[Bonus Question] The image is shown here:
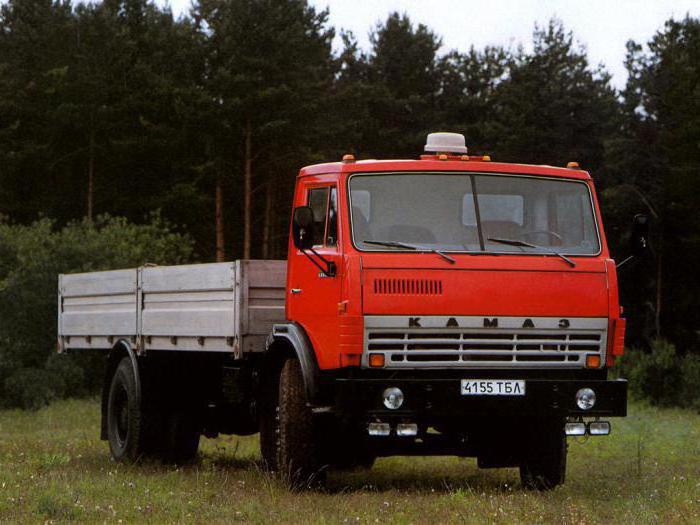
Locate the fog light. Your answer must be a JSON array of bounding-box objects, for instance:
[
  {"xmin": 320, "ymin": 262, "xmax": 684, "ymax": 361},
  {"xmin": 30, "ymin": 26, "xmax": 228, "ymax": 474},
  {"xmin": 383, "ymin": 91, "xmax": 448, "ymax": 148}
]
[
  {"xmin": 588, "ymin": 421, "xmax": 611, "ymax": 435},
  {"xmin": 565, "ymin": 422, "xmax": 586, "ymax": 436},
  {"xmin": 575, "ymin": 388, "xmax": 596, "ymax": 410},
  {"xmin": 368, "ymin": 422, "xmax": 391, "ymax": 436},
  {"xmin": 382, "ymin": 387, "xmax": 404, "ymax": 410},
  {"xmin": 396, "ymin": 423, "xmax": 418, "ymax": 436}
]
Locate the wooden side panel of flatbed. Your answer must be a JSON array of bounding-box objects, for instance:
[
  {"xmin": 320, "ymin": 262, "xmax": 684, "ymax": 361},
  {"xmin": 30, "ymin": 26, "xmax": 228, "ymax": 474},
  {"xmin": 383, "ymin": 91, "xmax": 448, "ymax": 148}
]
[
  {"xmin": 58, "ymin": 260, "xmax": 286, "ymax": 355},
  {"xmin": 58, "ymin": 269, "xmax": 138, "ymax": 350}
]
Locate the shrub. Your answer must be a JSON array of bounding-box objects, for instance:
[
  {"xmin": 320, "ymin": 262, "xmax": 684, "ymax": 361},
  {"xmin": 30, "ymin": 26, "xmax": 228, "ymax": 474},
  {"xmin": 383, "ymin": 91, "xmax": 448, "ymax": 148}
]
[
  {"xmin": 614, "ymin": 338, "xmax": 700, "ymax": 410},
  {"xmin": 4, "ymin": 368, "xmax": 62, "ymax": 410},
  {"xmin": 0, "ymin": 214, "xmax": 194, "ymax": 409}
]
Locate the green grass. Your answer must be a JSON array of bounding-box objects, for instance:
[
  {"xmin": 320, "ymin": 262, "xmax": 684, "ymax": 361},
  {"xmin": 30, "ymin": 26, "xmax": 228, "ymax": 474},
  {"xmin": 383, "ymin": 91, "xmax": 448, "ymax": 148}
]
[{"xmin": 0, "ymin": 400, "xmax": 698, "ymax": 524}]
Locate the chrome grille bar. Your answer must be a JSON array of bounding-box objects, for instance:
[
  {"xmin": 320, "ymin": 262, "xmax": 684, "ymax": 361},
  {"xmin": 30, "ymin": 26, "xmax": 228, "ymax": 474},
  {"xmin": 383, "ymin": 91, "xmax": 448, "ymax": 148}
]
[{"xmin": 362, "ymin": 316, "xmax": 608, "ymax": 369}]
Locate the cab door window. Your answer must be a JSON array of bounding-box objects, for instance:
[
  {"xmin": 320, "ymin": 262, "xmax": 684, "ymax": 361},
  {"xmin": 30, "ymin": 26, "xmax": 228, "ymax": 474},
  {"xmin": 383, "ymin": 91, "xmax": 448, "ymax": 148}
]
[
  {"xmin": 326, "ymin": 188, "xmax": 338, "ymax": 247},
  {"xmin": 307, "ymin": 186, "xmax": 338, "ymax": 248}
]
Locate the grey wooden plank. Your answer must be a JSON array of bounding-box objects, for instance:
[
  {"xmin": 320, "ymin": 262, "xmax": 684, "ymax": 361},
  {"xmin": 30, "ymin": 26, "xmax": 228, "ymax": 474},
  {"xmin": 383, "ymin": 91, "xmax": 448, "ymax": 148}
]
[
  {"xmin": 142, "ymin": 263, "xmax": 235, "ymax": 292},
  {"xmin": 60, "ymin": 269, "xmax": 137, "ymax": 297}
]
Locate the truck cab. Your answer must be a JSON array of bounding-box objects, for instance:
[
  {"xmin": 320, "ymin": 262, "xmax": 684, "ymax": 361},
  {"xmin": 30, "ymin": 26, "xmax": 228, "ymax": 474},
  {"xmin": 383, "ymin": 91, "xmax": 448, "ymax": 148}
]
[{"xmin": 276, "ymin": 132, "xmax": 627, "ymax": 487}]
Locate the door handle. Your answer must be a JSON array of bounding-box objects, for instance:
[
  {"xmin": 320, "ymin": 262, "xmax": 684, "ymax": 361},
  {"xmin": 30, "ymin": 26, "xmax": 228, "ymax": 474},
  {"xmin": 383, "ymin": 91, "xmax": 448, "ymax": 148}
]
[{"xmin": 290, "ymin": 288, "xmax": 302, "ymax": 294}]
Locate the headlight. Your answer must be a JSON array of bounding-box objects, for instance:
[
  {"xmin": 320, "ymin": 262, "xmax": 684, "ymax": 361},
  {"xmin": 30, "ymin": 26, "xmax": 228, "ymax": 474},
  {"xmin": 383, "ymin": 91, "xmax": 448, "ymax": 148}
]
[
  {"xmin": 575, "ymin": 388, "xmax": 596, "ymax": 410},
  {"xmin": 382, "ymin": 387, "xmax": 404, "ymax": 410}
]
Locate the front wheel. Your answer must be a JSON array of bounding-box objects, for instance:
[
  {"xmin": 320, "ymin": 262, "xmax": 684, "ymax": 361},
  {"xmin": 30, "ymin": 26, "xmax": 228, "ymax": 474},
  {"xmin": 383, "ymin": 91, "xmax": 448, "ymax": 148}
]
[
  {"xmin": 276, "ymin": 358, "xmax": 323, "ymax": 485},
  {"xmin": 520, "ymin": 420, "xmax": 567, "ymax": 490}
]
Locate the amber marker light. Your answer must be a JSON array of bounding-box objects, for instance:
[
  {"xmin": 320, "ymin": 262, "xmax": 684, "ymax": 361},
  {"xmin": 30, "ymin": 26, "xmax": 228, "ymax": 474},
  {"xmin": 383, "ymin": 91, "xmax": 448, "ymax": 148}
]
[
  {"xmin": 369, "ymin": 353, "xmax": 385, "ymax": 367},
  {"xmin": 586, "ymin": 354, "xmax": 602, "ymax": 369}
]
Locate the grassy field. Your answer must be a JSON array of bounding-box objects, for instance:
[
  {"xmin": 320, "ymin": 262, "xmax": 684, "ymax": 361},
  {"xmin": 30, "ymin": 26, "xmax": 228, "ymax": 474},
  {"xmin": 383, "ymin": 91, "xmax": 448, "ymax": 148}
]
[{"xmin": 0, "ymin": 400, "xmax": 698, "ymax": 524}]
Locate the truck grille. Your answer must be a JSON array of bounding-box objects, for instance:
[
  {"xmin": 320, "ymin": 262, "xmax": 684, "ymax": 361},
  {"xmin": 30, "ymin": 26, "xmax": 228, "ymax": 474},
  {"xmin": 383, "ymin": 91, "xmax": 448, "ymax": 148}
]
[{"xmin": 363, "ymin": 316, "xmax": 608, "ymax": 369}]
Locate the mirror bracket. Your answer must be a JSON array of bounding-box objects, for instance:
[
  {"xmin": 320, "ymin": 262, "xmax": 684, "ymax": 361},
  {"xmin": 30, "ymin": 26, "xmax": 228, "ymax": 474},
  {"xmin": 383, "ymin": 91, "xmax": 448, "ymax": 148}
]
[{"xmin": 301, "ymin": 247, "xmax": 336, "ymax": 277}]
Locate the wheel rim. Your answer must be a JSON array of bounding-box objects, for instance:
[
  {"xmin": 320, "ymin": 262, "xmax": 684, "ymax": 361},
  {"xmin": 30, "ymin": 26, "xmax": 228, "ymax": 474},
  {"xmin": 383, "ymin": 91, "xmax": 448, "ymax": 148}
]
[{"xmin": 112, "ymin": 383, "xmax": 129, "ymax": 447}]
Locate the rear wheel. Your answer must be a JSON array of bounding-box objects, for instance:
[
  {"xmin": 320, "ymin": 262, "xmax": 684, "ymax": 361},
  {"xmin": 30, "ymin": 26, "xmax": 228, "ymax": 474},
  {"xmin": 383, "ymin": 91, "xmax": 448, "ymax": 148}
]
[
  {"xmin": 107, "ymin": 357, "xmax": 152, "ymax": 462},
  {"xmin": 258, "ymin": 372, "xmax": 279, "ymax": 470},
  {"xmin": 520, "ymin": 420, "xmax": 567, "ymax": 490},
  {"xmin": 276, "ymin": 358, "xmax": 323, "ymax": 485}
]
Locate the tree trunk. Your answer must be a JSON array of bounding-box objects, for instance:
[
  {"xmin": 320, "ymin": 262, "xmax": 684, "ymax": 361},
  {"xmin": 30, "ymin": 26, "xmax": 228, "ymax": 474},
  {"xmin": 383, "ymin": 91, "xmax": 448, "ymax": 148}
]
[
  {"xmin": 87, "ymin": 130, "xmax": 95, "ymax": 221},
  {"xmin": 215, "ymin": 176, "xmax": 225, "ymax": 262},
  {"xmin": 243, "ymin": 120, "xmax": 253, "ymax": 259},
  {"xmin": 262, "ymin": 181, "xmax": 272, "ymax": 259}
]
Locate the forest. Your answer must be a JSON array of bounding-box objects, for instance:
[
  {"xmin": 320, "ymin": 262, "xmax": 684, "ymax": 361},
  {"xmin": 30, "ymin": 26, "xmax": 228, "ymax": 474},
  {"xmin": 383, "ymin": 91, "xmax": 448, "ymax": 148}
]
[{"xmin": 0, "ymin": 0, "xmax": 699, "ymax": 408}]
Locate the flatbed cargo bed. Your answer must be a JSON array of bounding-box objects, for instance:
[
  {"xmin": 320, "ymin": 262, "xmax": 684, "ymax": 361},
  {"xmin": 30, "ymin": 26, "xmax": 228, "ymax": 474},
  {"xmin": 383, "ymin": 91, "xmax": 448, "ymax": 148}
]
[{"xmin": 58, "ymin": 260, "xmax": 286, "ymax": 355}]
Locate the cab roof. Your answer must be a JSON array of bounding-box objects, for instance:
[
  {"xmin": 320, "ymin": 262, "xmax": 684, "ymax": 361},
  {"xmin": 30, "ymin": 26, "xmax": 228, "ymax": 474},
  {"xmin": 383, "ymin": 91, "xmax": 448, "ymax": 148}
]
[{"xmin": 299, "ymin": 158, "xmax": 592, "ymax": 181}]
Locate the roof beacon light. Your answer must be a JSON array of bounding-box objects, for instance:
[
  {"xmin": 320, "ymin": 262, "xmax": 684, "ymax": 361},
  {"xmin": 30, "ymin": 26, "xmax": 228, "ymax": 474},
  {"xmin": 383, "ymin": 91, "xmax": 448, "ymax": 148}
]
[{"xmin": 424, "ymin": 132, "xmax": 468, "ymax": 155}]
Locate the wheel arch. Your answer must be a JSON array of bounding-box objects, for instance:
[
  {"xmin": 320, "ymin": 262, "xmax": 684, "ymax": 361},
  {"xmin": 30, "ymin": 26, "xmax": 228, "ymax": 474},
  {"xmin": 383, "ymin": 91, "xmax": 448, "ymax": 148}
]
[
  {"xmin": 101, "ymin": 339, "xmax": 141, "ymax": 440},
  {"xmin": 265, "ymin": 323, "xmax": 320, "ymax": 404}
]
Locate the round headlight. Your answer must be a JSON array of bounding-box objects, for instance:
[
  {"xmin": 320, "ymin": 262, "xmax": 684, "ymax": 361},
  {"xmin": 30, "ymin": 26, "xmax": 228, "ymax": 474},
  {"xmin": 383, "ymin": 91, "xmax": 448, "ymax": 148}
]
[
  {"xmin": 382, "ymin": 387, "xmax": 404, "ymax": 410},
  {"xmin": 576, "ymin": 388, "xmax": 596, "ymax": 410}
]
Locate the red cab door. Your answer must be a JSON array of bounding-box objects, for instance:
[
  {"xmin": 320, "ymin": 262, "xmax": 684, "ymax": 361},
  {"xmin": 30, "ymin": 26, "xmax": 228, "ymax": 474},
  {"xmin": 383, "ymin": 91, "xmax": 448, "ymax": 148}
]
[{"xmin": 287, "ymin": 181, "xmax": 343, "ymax": 369}]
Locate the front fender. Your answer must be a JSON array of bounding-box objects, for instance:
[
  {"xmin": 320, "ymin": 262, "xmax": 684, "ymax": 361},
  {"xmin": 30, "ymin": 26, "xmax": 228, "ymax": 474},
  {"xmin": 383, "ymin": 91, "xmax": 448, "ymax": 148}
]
[{"xmin": 266, "ymin": 322, "xmax": 320, "ymax": 403}]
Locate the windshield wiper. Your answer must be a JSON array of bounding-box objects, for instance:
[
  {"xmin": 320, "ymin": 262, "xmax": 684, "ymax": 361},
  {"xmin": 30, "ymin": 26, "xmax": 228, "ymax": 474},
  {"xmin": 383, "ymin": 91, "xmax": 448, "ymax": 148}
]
[
  {"xmin": 486, "ymin": 237, "xmax": 576, "ymax": 267},
  {"xmin": 363, "ymin": 240, "xmax": 456, "ymax": 264}
]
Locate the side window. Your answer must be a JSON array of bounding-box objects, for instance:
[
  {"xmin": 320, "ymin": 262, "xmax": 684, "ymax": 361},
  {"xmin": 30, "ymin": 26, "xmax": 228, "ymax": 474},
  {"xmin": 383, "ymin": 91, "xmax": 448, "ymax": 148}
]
[
  {"xmin": 326, "ymin": 188, "xmax": 338, "ymax": 247},
  {"xmin": 307, "ymin": 188, "xmax": 329, "ymax": 246}
]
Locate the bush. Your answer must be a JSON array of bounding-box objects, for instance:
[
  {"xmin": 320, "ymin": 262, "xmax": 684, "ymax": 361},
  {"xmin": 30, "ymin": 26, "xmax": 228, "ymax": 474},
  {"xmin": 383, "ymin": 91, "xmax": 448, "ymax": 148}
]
[
  {"xmin": 0, "ymin": 214, "xmax": 194, "ymax": 409},
  {"xmin": 4, "ymin": 368, "xmax": 63, "ymax": 410},
  {"xmin": 614, "ymin": 338, "xmax": 700, "ymax": 410}
]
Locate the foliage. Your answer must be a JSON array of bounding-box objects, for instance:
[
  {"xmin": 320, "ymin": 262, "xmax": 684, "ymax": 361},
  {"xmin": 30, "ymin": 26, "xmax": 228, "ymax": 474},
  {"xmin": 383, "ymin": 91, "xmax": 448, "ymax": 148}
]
[
  {"xmin": 615, "ymin": 339, "xmax": 700, "ymax": 410},
  {"xmin": 610, "ymin": 16, "xmax": 700, "ymax": 349},
  {"xmin": 0, "ymin": 215, "xmax": 193, "ymax": 409},
  {"xmin": 0, "ymin": 0, "xmax": 699, "ymax": 404}
]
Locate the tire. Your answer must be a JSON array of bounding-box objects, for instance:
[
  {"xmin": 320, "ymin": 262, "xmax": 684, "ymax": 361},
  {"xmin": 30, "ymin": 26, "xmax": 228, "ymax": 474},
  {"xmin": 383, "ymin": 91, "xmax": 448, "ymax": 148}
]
[
  {"xmin": 276, "ymin": 358, "xmax": 323, "ymax": 485},
  {"xmin": 107, "ymin": 357, "xmax": 152, "ymax": 462},
  {"xmin": 520, "ymin": 420, "xmax": 567, "ymax": 490}
]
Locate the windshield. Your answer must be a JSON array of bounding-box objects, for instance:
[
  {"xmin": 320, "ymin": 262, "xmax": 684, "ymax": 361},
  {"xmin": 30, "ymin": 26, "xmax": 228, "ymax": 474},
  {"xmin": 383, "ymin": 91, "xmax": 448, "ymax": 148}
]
[{"xmin": 349, "ymin": 173, "xmax": 600, "ymax": 255}]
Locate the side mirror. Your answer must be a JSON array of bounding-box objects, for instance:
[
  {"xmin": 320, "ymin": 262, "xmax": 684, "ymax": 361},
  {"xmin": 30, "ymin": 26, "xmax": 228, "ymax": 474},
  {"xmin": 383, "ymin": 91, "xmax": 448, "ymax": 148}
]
[
  {"xmin": 292, "ymin": 206, "xmax": 315, "ymax": 250},
  {"xmin": 631, "ymin": 213, "xmax": 650, "ymax": 256}
]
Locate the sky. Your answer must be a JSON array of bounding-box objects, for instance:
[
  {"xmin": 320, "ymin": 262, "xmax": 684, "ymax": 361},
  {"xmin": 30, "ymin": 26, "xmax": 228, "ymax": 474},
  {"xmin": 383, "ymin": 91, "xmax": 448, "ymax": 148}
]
[{"xmin": 161, "ymin": 0, "xmax": 700, "ymax": 90}]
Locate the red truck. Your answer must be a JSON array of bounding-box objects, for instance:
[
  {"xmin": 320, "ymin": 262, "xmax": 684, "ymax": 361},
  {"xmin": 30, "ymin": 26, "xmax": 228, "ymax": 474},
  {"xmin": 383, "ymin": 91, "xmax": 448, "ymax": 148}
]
[{"xmin": 58, "ymin": 133, "xmax": 644, "ymax": 489}]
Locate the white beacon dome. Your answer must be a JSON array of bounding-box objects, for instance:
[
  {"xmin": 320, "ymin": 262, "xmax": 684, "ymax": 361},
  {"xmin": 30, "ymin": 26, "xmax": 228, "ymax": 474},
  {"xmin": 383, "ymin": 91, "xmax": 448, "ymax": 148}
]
[{"xmin": 424, "ymin": 132, "xmax": 468, "ymax": 154}]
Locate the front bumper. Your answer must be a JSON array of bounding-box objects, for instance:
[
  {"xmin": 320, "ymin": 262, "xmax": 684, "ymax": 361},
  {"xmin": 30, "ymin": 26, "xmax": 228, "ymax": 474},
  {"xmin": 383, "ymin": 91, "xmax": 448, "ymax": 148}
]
[{"xmin": 334, "ymin": 377, "xmax": 627, "ymax": 419}]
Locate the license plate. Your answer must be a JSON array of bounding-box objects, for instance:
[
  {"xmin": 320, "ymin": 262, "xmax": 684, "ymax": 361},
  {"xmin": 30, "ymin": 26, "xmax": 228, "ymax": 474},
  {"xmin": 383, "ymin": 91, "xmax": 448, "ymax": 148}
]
[{"xmin": 461, "ymin": 379, "xmax": 526, "ymax": 396}]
